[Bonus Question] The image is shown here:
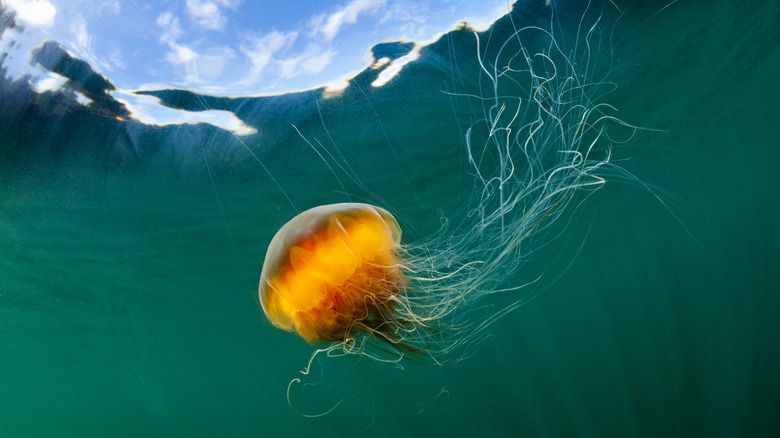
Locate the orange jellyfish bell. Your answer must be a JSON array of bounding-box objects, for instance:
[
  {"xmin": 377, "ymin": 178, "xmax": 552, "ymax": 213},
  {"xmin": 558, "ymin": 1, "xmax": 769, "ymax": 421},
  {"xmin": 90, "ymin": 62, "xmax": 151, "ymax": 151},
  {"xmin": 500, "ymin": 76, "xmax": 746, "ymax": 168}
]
[{"xmin": 259, "ymin": 203, "xmax": 405, "ymax": 345}]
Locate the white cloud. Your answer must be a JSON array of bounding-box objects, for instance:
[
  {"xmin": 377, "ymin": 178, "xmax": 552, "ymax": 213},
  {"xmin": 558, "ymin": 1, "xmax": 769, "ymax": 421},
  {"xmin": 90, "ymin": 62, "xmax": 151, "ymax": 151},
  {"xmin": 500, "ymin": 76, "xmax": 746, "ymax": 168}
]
[
  {"xmin": 156, "ymin": 12, "xmax": 183, "ymax": 44},
  {"xmin": 156, "ymin": 12, "xmax": 200, "ymax": 83},
  {"xmin": 239, "ymin": 30, "xmax": 298, "ymax": 81},
  {"xmin": 278, "ymin": 46, "xmax": 336, "ymax": 80},
  {"xmin": 155, "ymin": 8, "xmax": 239, "ymax": 86},
  {"xmin": 164, "ymin": 43, "xmax": 200, "ymax": 84},
  {"xmin": 197, "ymin": 46, "xmax": 236, "ymax": 80},
  {"xmin": 70, "ymin": 16, "xmax": 90, "ymax": 52},
  {"xmin": 299, "ymin": 49, "xmax": 336, "ymax": 76},
  {"xmin": 186, "ymin": 0, "xmax": 243, "ymax": 31},
  {"xmin": 314, "ymin": 0, "xmax": 387, "ymax": 42},
  {"xmin": 97, "ymin": 0, "xmax": 121, "ymax": 17},
  {"xmin": 165, "ymin": 43, "xmax": 199, "ymax": 65},
  {"xmin": 5, "ymin": 0, "xmax": 56, "ymax": 28}
]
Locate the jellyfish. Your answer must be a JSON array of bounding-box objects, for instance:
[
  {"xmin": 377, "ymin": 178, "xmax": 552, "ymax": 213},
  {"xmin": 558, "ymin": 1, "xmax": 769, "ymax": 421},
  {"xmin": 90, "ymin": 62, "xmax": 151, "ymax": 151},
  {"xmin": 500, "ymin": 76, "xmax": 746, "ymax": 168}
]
[
  {"xmin": 258, "ymin": 203, "xmax": 407, "ymax": 348},
  {"xmin": 258, "ymin": 4, "xmax": 638, "ymax": 367}
]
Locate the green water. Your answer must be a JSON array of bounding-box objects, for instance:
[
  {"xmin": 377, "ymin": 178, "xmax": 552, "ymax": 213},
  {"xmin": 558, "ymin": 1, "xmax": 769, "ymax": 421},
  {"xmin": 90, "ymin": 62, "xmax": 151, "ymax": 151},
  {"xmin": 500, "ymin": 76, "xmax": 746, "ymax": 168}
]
[{"xmin": 1, "ymin": 0, "xmax": 778, "ymax": 436}]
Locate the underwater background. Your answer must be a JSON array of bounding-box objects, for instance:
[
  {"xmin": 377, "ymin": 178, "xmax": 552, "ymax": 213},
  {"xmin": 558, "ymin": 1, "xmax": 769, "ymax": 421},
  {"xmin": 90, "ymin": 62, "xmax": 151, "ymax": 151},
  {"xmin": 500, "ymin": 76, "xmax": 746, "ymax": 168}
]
[{"xmin": 1, "ymin": 0, "xmax": 778, "ymax": 436}]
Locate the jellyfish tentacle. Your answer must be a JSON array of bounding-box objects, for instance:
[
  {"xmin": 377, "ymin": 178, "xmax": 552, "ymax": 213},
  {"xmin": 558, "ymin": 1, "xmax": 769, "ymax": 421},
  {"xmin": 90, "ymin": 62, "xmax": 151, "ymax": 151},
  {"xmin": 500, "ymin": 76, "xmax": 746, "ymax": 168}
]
[{"xmin": 261, "ymin": 7, "xmax": 642, "ymax": 371}]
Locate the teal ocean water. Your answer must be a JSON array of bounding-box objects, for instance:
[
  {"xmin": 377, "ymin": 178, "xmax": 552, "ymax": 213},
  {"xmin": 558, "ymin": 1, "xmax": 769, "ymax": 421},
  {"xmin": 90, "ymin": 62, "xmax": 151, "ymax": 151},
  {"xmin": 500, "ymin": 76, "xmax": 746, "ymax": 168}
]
[{"xmin": 1, "ymin": 0, "xmax": 778, "ymax": 436}]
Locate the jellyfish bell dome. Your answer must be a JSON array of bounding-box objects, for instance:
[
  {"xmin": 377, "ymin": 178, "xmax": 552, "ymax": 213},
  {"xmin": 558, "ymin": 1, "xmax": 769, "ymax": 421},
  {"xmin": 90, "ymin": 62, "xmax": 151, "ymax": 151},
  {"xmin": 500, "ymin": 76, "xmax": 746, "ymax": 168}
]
[{"xmin": 258, "ymin": 203, "xmax": 404, "ymax": 345}]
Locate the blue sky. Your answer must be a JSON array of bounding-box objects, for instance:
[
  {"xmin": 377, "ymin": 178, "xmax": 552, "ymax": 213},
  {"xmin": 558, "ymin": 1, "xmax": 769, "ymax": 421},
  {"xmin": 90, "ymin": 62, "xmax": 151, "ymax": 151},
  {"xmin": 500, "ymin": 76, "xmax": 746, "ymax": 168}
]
[
  {"xmin": 3, "ymin": 0, "xmax": 511, "ymax": 94},
  {"xmin": 1, "ymin": 0, "xmax": 512, "ymax": 133}
]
